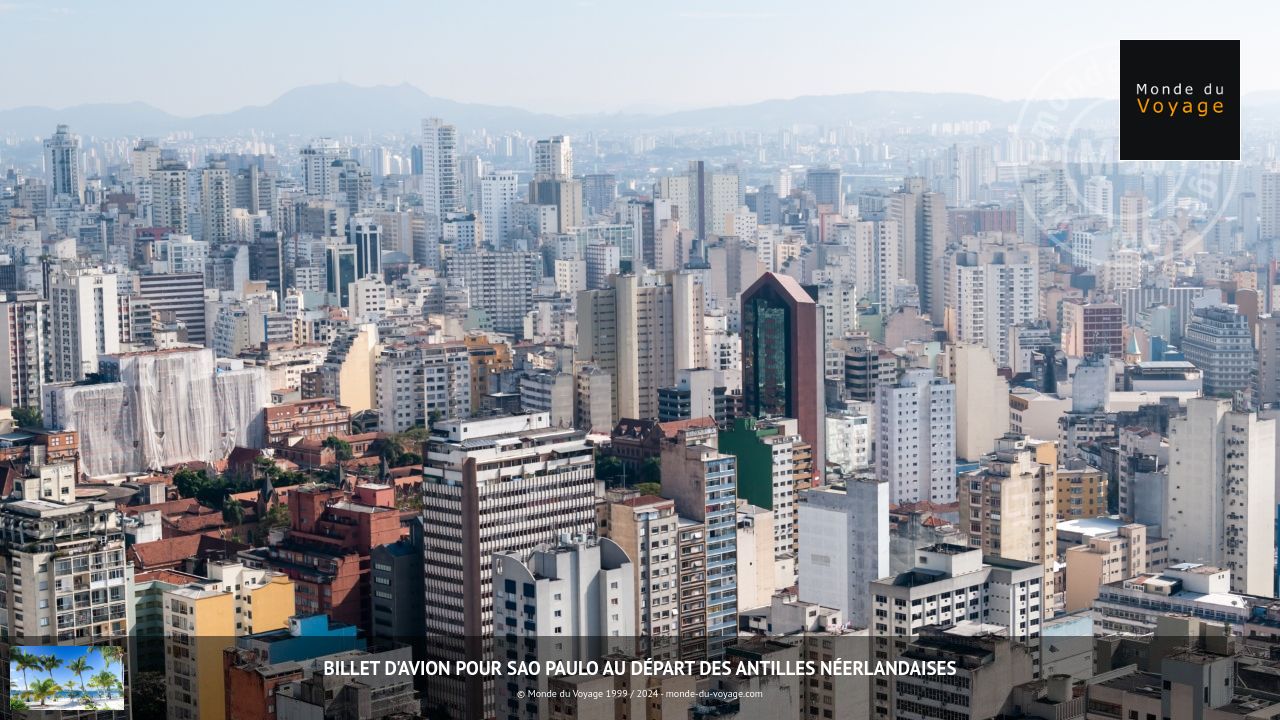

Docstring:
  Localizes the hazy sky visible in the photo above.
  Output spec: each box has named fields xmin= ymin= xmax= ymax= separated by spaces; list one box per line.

xmin=0 ymin=0 xmax=1271 ymax=115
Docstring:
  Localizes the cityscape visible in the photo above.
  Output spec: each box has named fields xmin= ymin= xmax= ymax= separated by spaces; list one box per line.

xmin=4 ymin=4 xmax=1280 ymax=719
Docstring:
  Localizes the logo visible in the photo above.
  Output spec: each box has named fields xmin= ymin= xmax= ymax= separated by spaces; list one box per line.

xmin=1120 ymin=39 xmax=1240 ymax=160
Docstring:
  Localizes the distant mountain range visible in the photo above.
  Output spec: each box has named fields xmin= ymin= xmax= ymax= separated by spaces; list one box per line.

xmin=4 ymin=82 xmax=1280 ymax=138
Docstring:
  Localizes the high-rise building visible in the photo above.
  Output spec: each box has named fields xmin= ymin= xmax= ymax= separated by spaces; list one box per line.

xmin=719 ymin=417 xmax=809 ymax=569
xmin=942 ymin=342 xmax=1011 ymax=462
xmin=534 ymin=135 xmax=573 ymax=179
xmin=869 ymin=545 xmax=1044 ymax=716
xmin=658 ymin=423 xmax=738 ymax=653
xmin=1061 ymin=299 xmax=1124 ymax=359
xmin=48 ymin=266 xmax=120 ymax=382
xmin=299 ymin=137 xmax=344 ymax=196
xmin=135 ymin=271 xmax=207 ymax=345
xmin=0 ymin=291 xmax=48 ymax=410
xmin=479 ymin=171 xmax=519 ymax=248
xmin=1084 ymin=175 xmax=1114 ymax=225
xmin=0 ymin=454 xmax=132 ymax=644
xmin=578 ymin=271 xmax=706 ymax=420
xmin=325 ymin=244 xmax=358 ymax=308
xmin=1182 ymin=304 xmax=1255 ymax=398
xmin=1256 ymin=314 xmax=1280 ymax=408
xmin=421 ymin=118 xmax=459 ymax=248
xmin=944 ymin=233 xmax=1038 ymax=368
xmin=375 ymin=340 xmax=471 ymax=432
xmin=582 ymin=173 xmax=617 ymax=216
xmin=1164 ymin=397 xmax=1275 ymax=595
xmin=796 ymin=475 xmax=888 ymax=628
xmin=492 ymin=537 xmax=634 ymax=720
xmin=958 ymin=434 xmax=1058 ymax=594
xmin=876 ymin=368 xmax=957 ymax=503
xmin=740 ymin=272 xmax=825 ymax=473
xmin=888 ymin=180 xmax=947 ymax=320
xmin=162 ymin=562 xmax=295 ymax=720
xmin=201 ymin=160 xmax=234 ymax=244
xmin=1261 ymin=171 xmax=1280 ymax=241
xmin=347 ymin=217 xmax=382 ymax=279
xmin=1063 ymin=522 xmax=1167 ymax=612
xmin=597 ymin=491 xmax=682 ymax=645
xmin=805 ymin=166 xmax=842 ymax=212
xmin=445 ymin=251 xmax=542 ymax=335
xmin=421 ymin=413 xmax=596 ymax=718
xmin=244 ymin=483 xmax=401 ymax=631
xmin=151 ymin=159 xmax=191 ymax=233
xmin=44 ymin=124 xmax=83 ymax=203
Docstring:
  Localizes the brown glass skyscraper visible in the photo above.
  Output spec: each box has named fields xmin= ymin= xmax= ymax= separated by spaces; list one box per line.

xmin=740 ymin=272 xmax=825 ymax=475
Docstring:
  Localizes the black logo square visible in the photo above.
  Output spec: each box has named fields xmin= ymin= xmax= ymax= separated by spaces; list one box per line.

xmin=1120 ymin=39 xmax=1240 ymax=161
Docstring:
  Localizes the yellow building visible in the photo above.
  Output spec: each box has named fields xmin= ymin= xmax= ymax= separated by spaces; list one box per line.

xmin=162 ymin=561 xmax=295 ymax=720
xmin=464 ymin=333 xmax=513 ymax=414
xmin=1056 ymin=464 xmax=1108 ymax=519
xmin=959 ymin=434 xmax=1058 ymax=597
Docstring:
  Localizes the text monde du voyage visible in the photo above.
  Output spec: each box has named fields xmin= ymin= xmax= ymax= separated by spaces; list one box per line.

xmin=1134 ymin=83 xmax=1228 ymax=118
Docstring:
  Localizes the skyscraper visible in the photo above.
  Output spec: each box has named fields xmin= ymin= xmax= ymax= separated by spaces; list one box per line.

xmin=739 ymin=272 xmax=825 ymax=473
xmin=48 ymin=266 xmax=120 ymax=382
xmin=0 ymin=291 xmax=49 ymax=410
xmin=533 ymin=135 xmax=573 ymax=179
xmin=151 ymin=159 xmax=191 ymax=234
xmin=945 ymin=233 xmax=1039 ymax=368
xmin=1164 ymin=398 xmax=1276 ymax=595
xmin=877 ymin=368 xmax=957 ymax=503
xmin=578 ymin=271 xmax=706 ymax=420
xmin=201 ymin=160 xmax=233 ymax=244
xmin=347 ymin=217 xmax=382 ymax=279
xmin=1182 ymin=304 xmax=1255 ymax=398
xmin=44 ymin=124 xmax=83 ymax=203
xmin=479 ymin=171 xmax=519 ymax=248
xmin=421 ymin=413 xmax=596 ymax=718
xmin=421 ymin=118 xmax=459 ymax=253
xmin=658 ymin=423 xmax=738 ymax=653
xmin=888 ymin=179 xmax=947 ymax=321
xmin=805 ymin=166 xmax=842 ymax=212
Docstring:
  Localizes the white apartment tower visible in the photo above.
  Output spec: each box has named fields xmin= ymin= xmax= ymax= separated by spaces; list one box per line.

xmin=534 ymin=135 xmax=573 ymax=179
xmin=48 ymin=266 xmax=120 ymax=382
xmin=945 ymin=234 xmax=1038 ymax=368
xmin=421 ymin=118 xmax=459 ymax=244
xmin=479 ymin=171 xmax=519 ymax=248
xmin=1164 ymin=397 xmax=1276 ymax=596
xmin=797 ymin=475 xmax=889 ymax=628
xmin=876 ymin=368 xmax=957 ymax=504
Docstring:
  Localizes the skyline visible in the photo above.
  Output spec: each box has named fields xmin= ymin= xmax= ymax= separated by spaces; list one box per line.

xmin=1 ymin=0 xmax=1275 ymax=116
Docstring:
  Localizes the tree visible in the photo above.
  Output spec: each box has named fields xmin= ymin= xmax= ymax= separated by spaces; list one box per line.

xmin=89 ymin=671 xmax=118 ymax=700
xmin=40 ymin=654 xmax=62 ymax=682
xmin=639 ymin=456 xmax=662 ymax=485
xmin=322 ymin=435 xmax=354 ymax=461
xmin=9 ymin=697 xmax=28 ymax=711
xmin=222 ymin=498 xmax=246 ymax=525
xmin=12 ymin=649 xmax=39 ymax=697
xmin=263 ymin=502 xmax=290 ymax=528
xmin=12 ymin=406 xmax=41 ymax=429
xmin=595 ymin=455 xmax=624 ymax=487
xmin=633 ymin=482 xmax=662 ymax=497
xmin=99 ymin=646 xmax=123 ymax=676
xmin=66 ymin=657 xmax=91 ymax=699
xmin=27 ymin=678 xmax=60 ymax=707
